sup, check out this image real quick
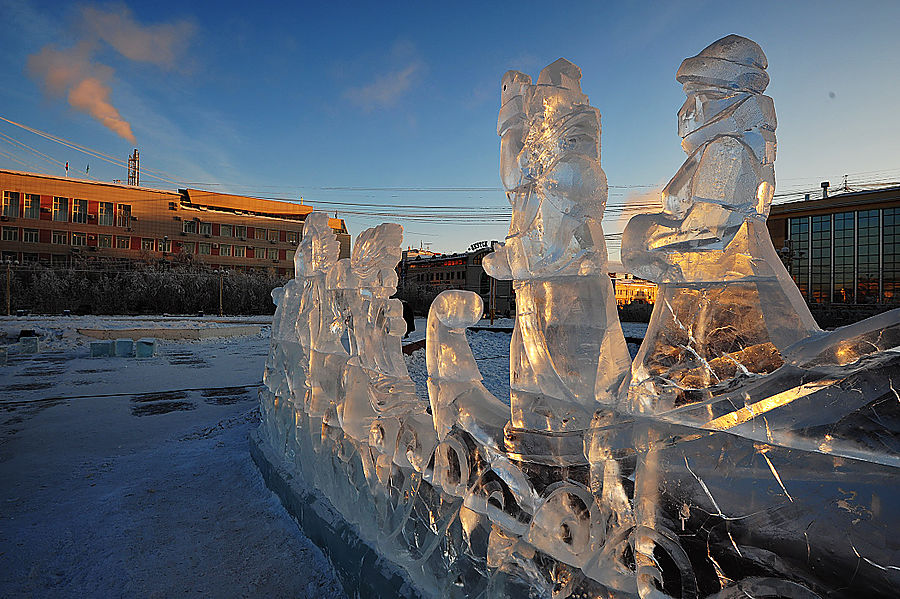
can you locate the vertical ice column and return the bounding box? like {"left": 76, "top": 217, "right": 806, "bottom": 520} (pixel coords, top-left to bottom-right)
{"left": 337, "top": 223, "right": 423, "bottom": 443}
{"left": 621, "top": 35, "right": 820, "bottom": 415}
{"left": 296, "top": 213, "right": 346, "bottom": 419}
{"left": 483, "top": 58, "right": 631, "bottom": 433}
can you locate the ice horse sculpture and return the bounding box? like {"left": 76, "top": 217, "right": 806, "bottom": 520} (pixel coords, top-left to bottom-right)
{"left": 256, "top": 39, "right": 900, "bottom": 599}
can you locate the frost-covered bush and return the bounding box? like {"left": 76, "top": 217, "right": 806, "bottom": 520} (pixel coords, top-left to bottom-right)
{"left": 7, "top": 263, "right": 285, "bottom": 315}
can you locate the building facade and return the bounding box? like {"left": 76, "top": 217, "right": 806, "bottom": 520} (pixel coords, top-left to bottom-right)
{"left": 767, "top": 184, "right": 900, "bottom": 306}
{"left": 611, "top": 273, "right": 658, "bottom": 306}
{"left": 0, "top": 169, "right": 350, "bottom": 275}
{"left": 399, "top": 245, "right": 515, "bottom": 316}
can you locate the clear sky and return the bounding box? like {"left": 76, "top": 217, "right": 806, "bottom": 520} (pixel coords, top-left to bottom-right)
{"left": 1, "top": 0, "right": 899, "bottom": 257}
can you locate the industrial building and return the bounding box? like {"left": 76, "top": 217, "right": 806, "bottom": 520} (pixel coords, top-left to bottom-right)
{"left": 0, "top": 169, "right": 350, "bottom": 275}
{"left": 767, "top": 183, "right": 900, "bottom": 307}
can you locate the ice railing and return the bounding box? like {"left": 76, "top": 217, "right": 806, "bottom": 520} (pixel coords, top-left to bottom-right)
{"left": 260, "top": 36, "right": 900, "bottom": 599}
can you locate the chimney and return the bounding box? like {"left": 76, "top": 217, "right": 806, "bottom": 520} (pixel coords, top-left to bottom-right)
{"left": 821, "top": 181, "right": 830, "bottom": 199}
{"left": 804, "top": 193, "right": 810, "bottom": 201}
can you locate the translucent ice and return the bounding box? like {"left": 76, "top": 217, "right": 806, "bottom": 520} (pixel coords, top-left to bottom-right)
{"left": 485, "top": 58, "right": 630, "bottom": 432}
{"left": 621, "top": 35, "right": 821, "bottom": 413}
{"left": 257, "top": 38, "right": 900, "bottom": 599}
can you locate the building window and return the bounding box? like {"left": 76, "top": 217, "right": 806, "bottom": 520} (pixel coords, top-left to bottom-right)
{"left": 142, "top": 238, "right": 155, "bottom": 251}
{"left": 158, "top": 238, "right": 171, "bottom": 253}
{"left": 198, "top": 243, "right": 211, "bottom": 255}
{"left": 257, "top": 247, "right": 266, "bottom": 259}
{"left": 23, "top": 228, "right": 38, "bottom": 243}
{"left": 2, "top": 191, "right": 20, "bottom": 218}
{"left": 98, "top": 202, "right": 114, "bottom": 226}
{"left": 233, "top": 245, "right": 246, "bottom": 258}
{"left": 52, "top": 197, "right": 69, "bottom": 222}
{"left": 255, "top": 228, "right": 266, "bottom": 240}
{"left": 831, "top": 212, "right": 854, "bottom": 304}
{"left": 788, "top": 217, "right": 809, "bottom": 298}
{"left": 219, "top": 244, "right": 232, "bottom": 256}
{"left": 71, "top": 232, "right": 86, "bottom": 246}
{"left": 115, "top": 236, "right": 130, "bottom": 249}
{"left": 52, "top": 230, "right": 67, "bottom": 244}
{"left": 234, "top": 225, "right": 246, "bottom": 239}
{"left": 183, "top": 220, "right": 196, "bottom": 234}
{"left": 98, "top": 234, "right": 112, "bottom": 248}
{"left": 22, "top": 252, "right": 38, "bottom": 263}
{"left": 286, "top": 230, "right": 299, "bottom": 244}
{"left": 884, "top": 207, "right": 899, "bottom": 305}
{"left": 181, "top": 242, "right": 194, "bottom": 255}
{"left": 285, "top": 249, "right": 294, "bottom": 263}
{"left": 116, "top": 204, "right": 131, "bottom": 227}
{"left": 268, "top": 229, "right": 278, "bottom": 241}
{"left": 72, "top": 199, "right": 88, "bottom": 224}
{"left": 2, "top": 226, "right": 18, "bottom": 241}
{"left": 24, "top": 194, "right": 39, "bottom": 219}
{"left": 809, "top": 215, "right": 831, "bottom": 304}
{"left": 267, "top": 248, "right": 278, "bottom": 260}
{"left": 220, "top": 224, "right": 232, "bottom": 237}
{"left": 857, "top": 209, "right": 879, "bottom": 304}
{"left": 199, "top": 222, "right": 212, "bottom": 235}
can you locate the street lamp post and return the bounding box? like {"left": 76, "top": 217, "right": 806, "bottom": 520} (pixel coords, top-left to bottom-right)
{"left": 5, "top": 258, "right": 19, "bottom": 316}
{"left": 217, "top": 269, "right": 224, "bottom": 316}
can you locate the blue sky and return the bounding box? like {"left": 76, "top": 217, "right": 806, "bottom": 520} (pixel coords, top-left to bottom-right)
{"left": 1, "top": 0, "right": 899, "bottom": 256}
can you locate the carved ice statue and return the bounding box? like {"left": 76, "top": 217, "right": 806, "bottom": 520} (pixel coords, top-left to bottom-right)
{"left": 255, "top": 37, "right": 900, "bottom": 599}
{"left": 622, "top": 35, "right": 821, "bottom": 412}
{"left": 333, "top": 223, "right": 423, "bottom": 443}
{"left": 484, "top": 58, "right": 630, "bottom": 432}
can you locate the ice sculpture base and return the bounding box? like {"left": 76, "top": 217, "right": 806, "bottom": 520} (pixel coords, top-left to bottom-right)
{"left": 249, "top": 408, "right": 423, "bottom": 599}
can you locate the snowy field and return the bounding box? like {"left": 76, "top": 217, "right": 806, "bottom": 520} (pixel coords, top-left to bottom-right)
{"left": 0, "top": 315, "right": 646, "bottom": 597}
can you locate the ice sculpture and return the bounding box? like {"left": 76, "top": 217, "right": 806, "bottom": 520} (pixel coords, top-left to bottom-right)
{"left": 256, "top": 38, "right": 900, "bottom": 599}
{"left": 484, "top": 58, "right": 630, "bottom": 432}
{"left": 621, "top": 34, "right": 821, "bottom": 413}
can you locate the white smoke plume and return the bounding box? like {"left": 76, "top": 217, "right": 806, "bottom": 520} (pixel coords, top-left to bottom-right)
{"left": 25, "top": 5, "right": 194, "bottom": 143}
{"left": 27, "top": 43, "right": 136, "bottom": 143}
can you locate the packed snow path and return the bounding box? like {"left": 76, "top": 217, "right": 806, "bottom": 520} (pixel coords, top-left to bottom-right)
{"left": 0, "top": 319, "right": 345, "bottom": 599}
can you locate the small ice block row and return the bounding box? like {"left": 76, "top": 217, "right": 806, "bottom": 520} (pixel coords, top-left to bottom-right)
{"left": 136, "top": 338, "right": 156, "bottom": 358}
{"left": 114, "top": 338, "right": 135, "bottom": 357}
{"left": 18, "top": 336, "right": 38, "bottom": 354}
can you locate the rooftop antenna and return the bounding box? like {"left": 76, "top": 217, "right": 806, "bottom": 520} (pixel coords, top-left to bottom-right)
{"left": 127, "top": 149, "right": 139, "bottom": 186}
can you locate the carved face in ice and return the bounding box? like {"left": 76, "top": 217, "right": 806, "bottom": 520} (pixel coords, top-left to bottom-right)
{"left": 677, "top": 85, "right": 748, "bottom": 138}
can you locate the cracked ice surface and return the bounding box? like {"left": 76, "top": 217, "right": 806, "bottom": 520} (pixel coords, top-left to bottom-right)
{"left": 259, "top": 37, "right": 900, "bottom": 599}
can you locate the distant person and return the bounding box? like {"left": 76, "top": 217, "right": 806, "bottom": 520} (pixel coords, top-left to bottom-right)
{"left": 401, "top": 299, "right": 415, "bottom": 339}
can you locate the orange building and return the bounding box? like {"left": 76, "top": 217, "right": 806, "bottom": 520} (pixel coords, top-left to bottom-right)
{"left": 0, "top": 169, "right": 350, "bottom": 275}
{"left": 611, "top": 274, "right": 658, "bottom": 306}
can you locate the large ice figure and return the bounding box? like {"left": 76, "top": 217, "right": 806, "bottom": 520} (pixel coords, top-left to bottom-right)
{"left": 622, "top": 35, "right": 822, "bottom": 413}
{"left": 484, "top": 58, "right": 630, "bottom": 432}
{"left": 617, "top": 34, "right": 900, "bottom": 599}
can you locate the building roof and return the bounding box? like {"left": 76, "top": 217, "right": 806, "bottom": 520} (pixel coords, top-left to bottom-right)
{"left": 770, "top": 185, "right": 900, "bottom": 216}
{"left": 0, "top": 167, "right": 180, "bottom": 197}
{"left": 0, "top": 168, "right": 347, "bottom": 233}
{"left": 181, "top": 188, "right": 312, "bottom": 219}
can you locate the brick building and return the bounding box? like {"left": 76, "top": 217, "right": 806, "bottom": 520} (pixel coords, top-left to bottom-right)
{"left": 0, "top": 169, "right": 350, "bottom": 275}
{"left": 399, "top": 244, "right": 515, "bottom": 316}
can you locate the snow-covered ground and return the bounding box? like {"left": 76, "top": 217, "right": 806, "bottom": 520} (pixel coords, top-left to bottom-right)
{"left": 0, "top": 314, "right": 646, "bottom": 597}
